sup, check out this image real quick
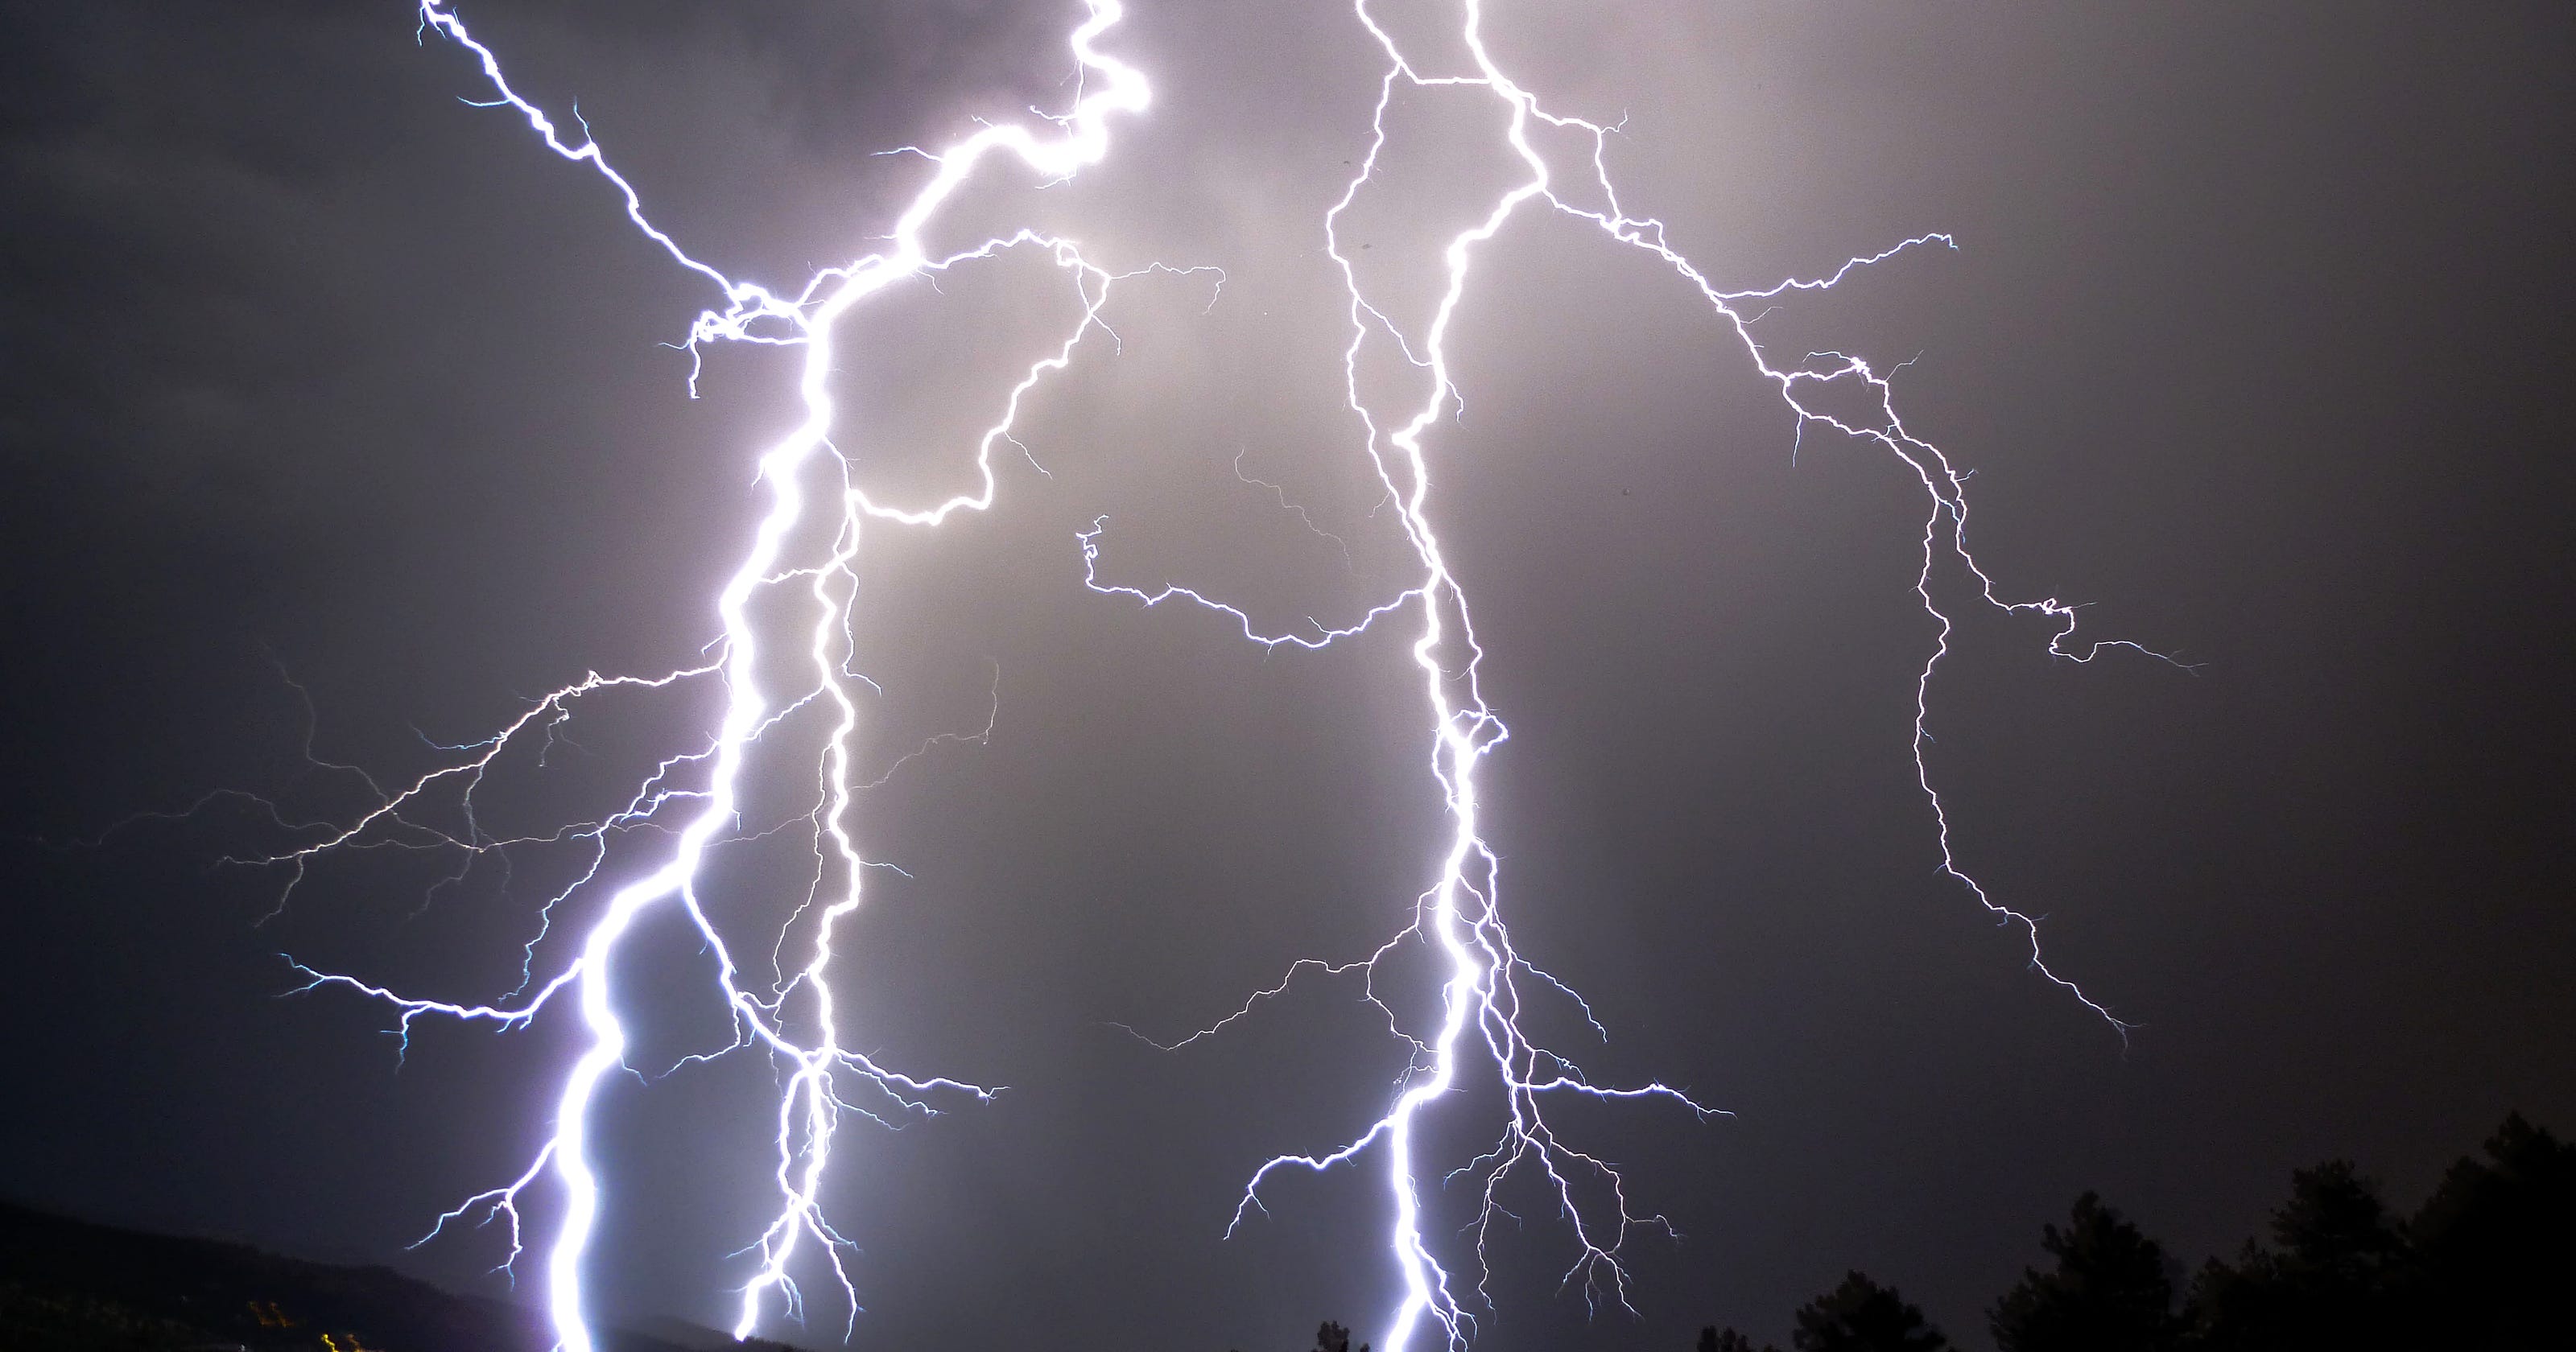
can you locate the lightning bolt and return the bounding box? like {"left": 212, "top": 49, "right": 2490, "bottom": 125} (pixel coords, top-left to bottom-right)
{"left": 233, "top": 2, "right": 1190, "bottom": 1349}
{"left": 1086, "top": 3, "right": 2174, "bottom": 1350}
{"left": 130, "top": 2, "right": 2175, "bottom": 1350}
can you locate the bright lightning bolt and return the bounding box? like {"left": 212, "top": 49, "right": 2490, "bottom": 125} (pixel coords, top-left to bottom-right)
{"left": 130, "top": 2, "right": 2177, "bottom": 1350}
{"left": 237, "top": 2, "right": 1187, "bottom": 1350}
{"left": 1086, "top": 3, "right": 2174, "bottom": 1351}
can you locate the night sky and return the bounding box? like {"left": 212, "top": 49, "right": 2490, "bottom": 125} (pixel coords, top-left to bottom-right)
{"left": 4, "top": 2, "right": 2571, "bottom": 1350}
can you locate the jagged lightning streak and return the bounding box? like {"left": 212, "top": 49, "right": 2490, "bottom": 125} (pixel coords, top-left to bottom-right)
{"left": 122, "top": 1, "right": 2169, "bottom": 1347}
{"left": 243, "top": 3, "right": 1170, "bottom": 1350}
{"left": 1088, "top": 2, "right": 2171, "bottom": 1350}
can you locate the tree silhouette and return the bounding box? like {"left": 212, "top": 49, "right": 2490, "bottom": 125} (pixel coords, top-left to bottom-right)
{"left": 1312, "top": 1319, "right": 1365, "bottom": 1352}
{"left": 1988, "top": 1192, "right": 2181, "bottom": 1352}
{"left": 2186, "top": 1160, "right": 2421, "bottom": 1351}
{"left": 1685, "top": 1115, "right": 2568, "bottom": 1352}
{"left": 2409, "top": 1112, "right": 2576, "bottom": 1350}
{"left": 1790, "top": 1272, "right": 1949, "bottom": 1352}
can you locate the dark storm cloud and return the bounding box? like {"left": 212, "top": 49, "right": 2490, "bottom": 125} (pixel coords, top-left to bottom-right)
{"left": 4, "top": 4, "right": 2570, "bottom": 1352}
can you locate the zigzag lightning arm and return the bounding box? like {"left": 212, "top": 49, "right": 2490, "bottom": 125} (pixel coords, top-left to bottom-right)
{"left": 180, "top": 2, "right": 2174, "bottom": 1347}
{"left": 1089, "top": 4, "right": 2169, "bottom": 1350}
{"left": 255, "top": 6, "right": 1154, "bottom": 1349}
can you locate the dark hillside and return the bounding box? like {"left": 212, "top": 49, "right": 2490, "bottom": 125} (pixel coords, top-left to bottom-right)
{"left": 0, "top": 1202, "right": 803, "bottom": 1352}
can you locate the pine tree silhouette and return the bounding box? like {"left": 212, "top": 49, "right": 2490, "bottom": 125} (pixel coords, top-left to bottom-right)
{"left": 2410, "top": 1112, "right": 2575, "bottom": 1351}
{"left": 1790, "top": 1272, "right": 1949, "bottom": 1352}
{"left": 1988, "top": 1192, "right": 2181, "bottom": 1352}
{"left": 2186, "top": 1160, "right": 2421, "bottom": 1351}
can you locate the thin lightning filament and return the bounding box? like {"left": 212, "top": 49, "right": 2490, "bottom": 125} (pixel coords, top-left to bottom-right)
{"left": 199, "top": 4, "right": 2169, "bottom": 1351}
{"left": 1086, "top": 5, "right": 2169, "bottom": 1350}
{"left": 267, "top": 4, "right": 1165, "bottom": 1349}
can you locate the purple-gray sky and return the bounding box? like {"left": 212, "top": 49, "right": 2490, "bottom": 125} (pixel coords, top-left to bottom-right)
{"left": 3, "top": 2, "right": 2570, "bottom": 1350}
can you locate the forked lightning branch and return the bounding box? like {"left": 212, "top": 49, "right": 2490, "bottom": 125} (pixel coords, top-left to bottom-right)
{"left": 234, "top": 4, "right": 2168, "bottom": 1351}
